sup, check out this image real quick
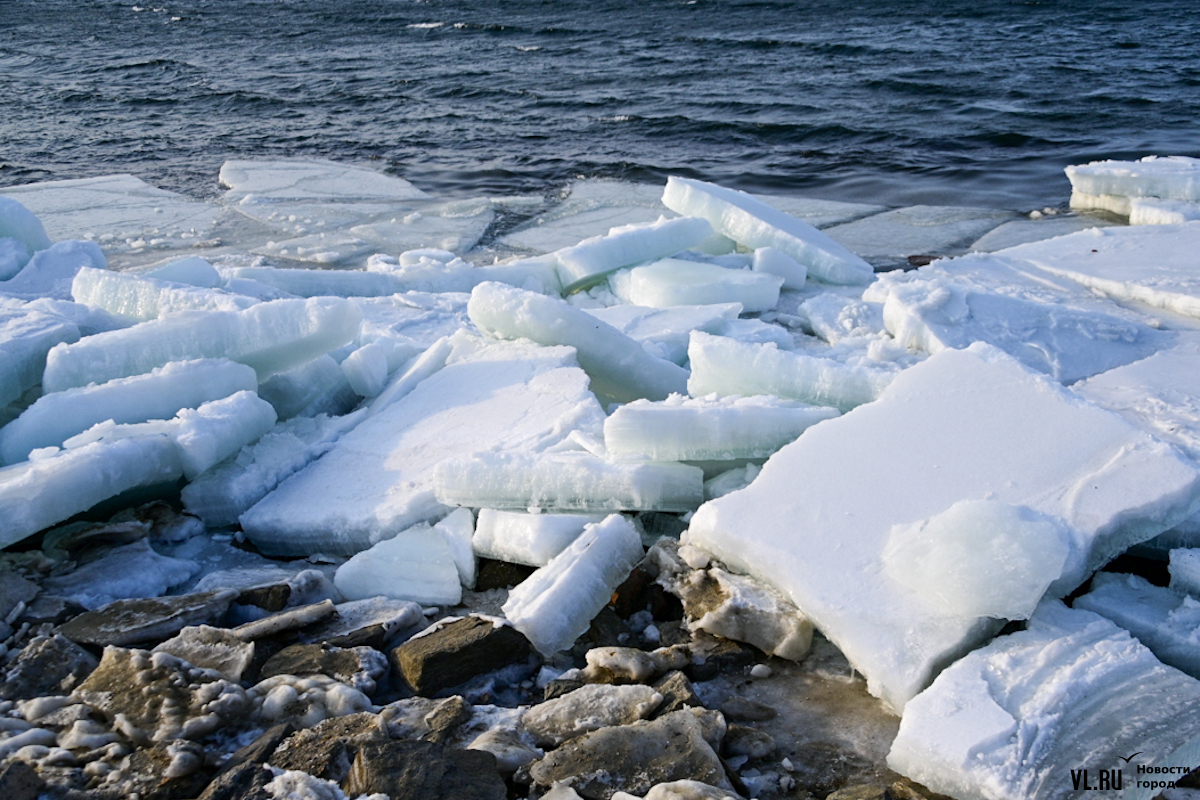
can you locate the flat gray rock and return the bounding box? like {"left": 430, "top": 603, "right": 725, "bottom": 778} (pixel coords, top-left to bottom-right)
{"left": 57, "top": 589, "right": 238, "bottom": 647}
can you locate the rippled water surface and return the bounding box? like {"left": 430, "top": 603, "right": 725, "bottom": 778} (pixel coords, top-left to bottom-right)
{"left": 2, "top": 0, "right": 1198, "bottom": 208}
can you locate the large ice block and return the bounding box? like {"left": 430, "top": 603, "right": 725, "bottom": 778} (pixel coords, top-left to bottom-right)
{"left": 582, "top": 302, "right": 742, "bottom": 365}
{"left": 686, "top": 331, "right": 897, "bottom": 412}
{"left": 170, "top": 391, "right": 278, "bottom": 480}
{"left": 553, "top": 215, "right": 715, "bottom": 293}
{"left": 0, "top": 301, "right": 81, "bottom": 407}
{"left": 661, "top": 177, "right": 873, "bottom": 285}
{"left": 468, "top": 282, "right": 689, "bottom": 403}
{"left": 685, "top": 343, "right": 1200, "bottom": 711}
{"left": 71, "top": 267, "right": 255, "bottom": 320}
{"left": 1066, "top": 156, "right": 1200, "bottom": 203}
{"left": 1075, "top": 571, "right": 1200, "bottom": 679}
{"left": 333, "top": 521, "right": 463, "bottom": 606}
{"left": 239, "top": 337, "right": 607, "bottom": 556}
{"left": 604, "top": 394, "right": 838, "bottom": 461}
{"left": 0, "top": 196, "right": 52, "bottom": 253}
{"left": 42, "top": 297, "right": 362, "bottom": 392}
{"left": 1, "top": 240, "right": 106, "bottom": 300}
{"left": 610, "top": 258, "right": 783, "bottom": 313}
{"left": 434, "top": 451, "right": 705, "bottom": 513}
{"left": 502, "top": 514, "right": 645, "bottom": 655}
{"left": 0, "top": 435, "right": 183, "bottom": 548}
{"left": 472, "top": 510, "right": 605, "bottom": 567}
{"left": 0, "top": 359, "right": 258, "bottom": 464}
{"left": 888, "top": 601, "right": 1200, "bottom": 800}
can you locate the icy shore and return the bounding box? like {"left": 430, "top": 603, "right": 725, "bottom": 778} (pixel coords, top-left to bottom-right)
{"left": 3, "top": 157, "right": 1200, "bottom": 800}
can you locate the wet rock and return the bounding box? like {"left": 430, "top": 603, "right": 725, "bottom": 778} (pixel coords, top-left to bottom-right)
{"left": 652, "top": 670, "right": 702, "bottom": 715}
{"left": 342, "top": 740, "right": 507, "bottom": 800}
{"left": 543, "top": 677, "right": 587, "bottom": 701}
{"left": 584, "top": 644, "right": 690, "bottom": 683}
{"left": 153, "top": 625, "right": 256, "bottom": 682}
{"left": 217, "top": 722, "right": 294, "bottom": 774}
{"left": 721, "top": 724, "right": 775, "bottom": 759}
{"left": 825, "top": 785, "right": 890, "bottom": 800}
{"left": 717, "top": 697, "right": 776, "bottom": 723}
{"left": 611, "top": 567, "right": 655, "bottom": 617}
{"left": 259, "top": 643, "right": 388, "bottom": 695}
{"left": 586, "top": 606, "right": 633, "bottom": 648}
{"left": 687, "top": 633, "right": 756, "bottom": 681}
{"left": 634, "top": 780, "right": 743, "bottom": 800}
{"left": 0, "top": 572, "right": 39, "bottom": 627}
{"left": 380, "top": 695, "right": 472, "bottom": 744}
{"left": 0, "top": 761, "right": 44, "bottom": 800}
{"left": 56, "top": 589, "right": 238, "bottom": 647}
{"left": 110, "top": 740, "right": 211, "bottom": 800}
{"left": 196, "top": 762, "right": 274, "bottom": 800}
{"left": 17, "top": 593, "right": 86, "bottom": 627}
{"left": 41, "top": 519, "right": 151, "bottom": 562}
{"left": 231, "top": 599, "right": 335, "bottom": 641}
{"left": 267, "top": 711, "right": 384, "bottom": 782}
{"left": 300, "top": 597, "right": 424, "bottom": 649}
{"left": 390, "top": 615, "right": 533, "bottom": 696}
{"left": 474, "top": 559, "right": 536, "bottom": 591}
{"left": 529, "top": 709, "right": 733, "bottom": 800}
{"left": 656, "top": 620, "right": 693, "bottom": 648}
{"left": 523, "top": 684, "right": 663, "bottom": 747}
{"left": 466, "top": 727, "right": 542, "bottom": 774}
{"left": 73, "top": 647, "right": 250, "bottom": 744}
{"left": 787, "top": 742, "right": 877, "bottom": 798}
{"left": 0, "top": 634, "right": 98, "bottom": 701}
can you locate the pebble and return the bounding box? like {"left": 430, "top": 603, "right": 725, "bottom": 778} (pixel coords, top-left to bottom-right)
{"left": 750, "top": 664, "right": 772, "bottom": 679}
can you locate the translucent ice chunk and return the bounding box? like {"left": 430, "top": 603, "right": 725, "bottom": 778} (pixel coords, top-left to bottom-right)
{"left": 257, "top": 355, "right": 360, "bottom": 421}
{"left": 604, "top": 394, "right": 838, "bottom": 462}
{"left": 434, "top": 451, "right": 704, "bottom": 513}
{"left": 0, "top": 359, "right": 258, "bottom": 464}
{"left": 1171, "top": 548, "right": 1200, "bottom": 597}
{"left": 219, "top": 158, "right": 428, "bottom": 202}
{"left": 473, "top": 510, "right": 606, "bottom": 567}
{"left": 437, "top": 507, "right": 477, "bottom": 591}
{"left": 752, "top": 246, "right": 806, "bottom": 289}
{"left": 43, "top": 297, "right": 362, "bottom": 392}
{"left": 553, "top": 215, "right": 715, "bottom": 293}
{"left": 71, "top": 267, "right": 255, "bottom": 321}
{"left": 468, "top": 282, "right": 689, "bottom": 403}
{"left": 1130, "top": 197, "right": 1200, "bottom": 225}
{"left": 333, "top": 521, "right": 462, "bottom": 606}
{"left": 821, "top": 205, "right": 1014, "bottom": 261}
{"left": 340, "top": 338, "right": 420, "bottom": 398}
{"left": 687, "top": 331, "right": 897, "bottom": 412}
{"left": 1065, "top": 155, "right": 1200, "bottom": 202}
{"left": 888, "top": 601, "right": 1200, "bottom": 800}
{"left": 0, "top": 302, "right": 81, "bottom": 407}
{"left": 170, "top": 391, "right": 278, "bottom": 480}
{"left": 0, "top": 196, "right": 52, "bottom": 253}
{"left": 685, "top": 344, "right": 1200, "bottom": 712}
{"left": 583, "top": 303, "right": 742, "bottom": 365}
{"left": 610, "top": 258, "right": 783, "bottom": 313}
{"left": 661, "top": 177, "right": 873, "bottom": 285}
{"left": 502, "top": 514, "right": 645, "bottom": 655}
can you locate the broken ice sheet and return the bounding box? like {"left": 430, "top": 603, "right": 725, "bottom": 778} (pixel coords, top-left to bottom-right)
{"left": 552, "top": 215, "right": 716, "bottom": 294}
{"left": 71, "top": 266, "right": 256, "bottom": 321}
{"left": 685, "top": 343, "right": 1200, "bottom": 712}
{"left": 887, "top": 600, "right": 1200, "bottom": 800}
{"left": 0, "top": 299, "right": 81, "bottom": 407}
{"left": 609, "top": 258, "right": 784, "bottom": 313}
{"left": 1065, "top": 155, "right": 1200, "bottom": 203}
{"left": 333, "top": 520, "right": 464, "bottom": 606}
{"left": 821, "top": 204, "right": 1016, "bottom": 262}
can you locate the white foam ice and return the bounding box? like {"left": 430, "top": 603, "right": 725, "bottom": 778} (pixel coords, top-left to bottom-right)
{"left": 685, "top": 343, "right": 1200, "bottom": 712}
{"left": 42, "top": 296, "right": 362, "bottom": 392}
{"left": 1066, "top": 155, "right": 1200, "bottom": 203}
{"left": 552, "top": 215, "right": 716, "bottom": 294}
{"left": 887, "top": 600, "right": 1200, "bottom": 800}
{"left": 609, "top": 258, "right": 783, "bottom": 313}
{"left": 472, "top": 509, "right": 606, "bottom": 567}
{"left": 582, "top": 302, "right": 742, "bottom": 365}
{"left": 72, "top": 266, "right": 256, "bottom": 321}
{"left": 661, "top": 176, "right": 873, "bottom": 285}
{"left": 502, "top": 513, "right": 645, "bottom": 655}
{"left": 603, "top": 393, "right": 839, "bottom": 462}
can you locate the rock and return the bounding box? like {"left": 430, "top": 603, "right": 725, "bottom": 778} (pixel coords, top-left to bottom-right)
{"left": 584, "top": 644, "right": 690, "bottom": 683}
{"left": 0, "top": 572, "right": 39, "bottom": 624}
{"left": 342, "top": 740, "right": 507, "bottom": 800}
{"left": 111, "top": 740, "right": 211, "bottom": 800}
{"left": 651, "top": 671, "right": 702, "bottom": 716}
{"left": 585, "top": 606, "right": 633, "bottom": 648}
{"left": 825, "top": 785, "right": 889, "bottom": 800}
{"left": 300, "top": 597, "right": 424, "bottom": 649}
{"left": 217, "top": 722, "right": 295, "bottom": 774}
{"left": 529, "top": 709, "right": 733, "bottom": 800}
{"left": 259, "top": 643, "right": 388, "bottom": 696}
{"left": 717, "top": 697, "right": 775, "bottom": 722}
{"left": 543, "top": 677, "right": 587, "bottom": 701}
{"left": 1, "top": 634, "right": 98, "bottom": 701}
{"left": 196, "top": 762, "right": 274, "bottom": 800}
{"left": 380, "top": 695, "right": 472, "bottom": 744}
{"left": 153, "top": 625, "right": 256, "bottom": 682}
{"left": 390, "top": 615, "right": 533, "bottom": 696}
{"left": 522, "top": 684, "right": 664, "bottom": 747}
{"left": 267, "top": 711, "right": 384, "bottom": 782}
{"left": 474, "top": 559, "right": 536, "bottom": 591}
{"left": 231, "top": 599, "right": 335, "bottom": 641}
{"left": 56, "top": 589, "right": 238, "bottom": 647}
{"left": 0, "top": 761, "right": 45, "bottom": 800}
{"left": 17, "top": 593, "right": 86, "bottom": 626}
{"left": 466, "top": 727, "right": 542, "bottom": 773}
{"left": 721, "top": 724, "right": 775, "bottom": 759}
{"left": 73, "top": 647, "right": 250, "bottom": 744}
{"left": 687, "top": 633, "right": 756, "bottom": 681}
{"left": 610, "top": 567, "right": 656, "bottom": 617}
{"left": 640, "top": 780, "right": 742, "bottom": 800}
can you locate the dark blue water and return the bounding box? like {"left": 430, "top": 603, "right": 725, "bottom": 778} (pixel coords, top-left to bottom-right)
{"left": 2, "top": 0, "right": 1198, "bottom": 209}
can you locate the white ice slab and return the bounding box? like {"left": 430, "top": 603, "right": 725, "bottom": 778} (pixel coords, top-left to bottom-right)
{"left": 752, "top": 246, "right": 806, "bottom": 290}
{"left": 888, "top": 601, "right": 1200, "bottom": 800}
{"left": 72, "top": 267, "right": 256, "bottom": 320}
{"left": 661, "top": 177, "right": 873, "bottom": 285}
{"left": 171, "top": 391, "right": 278, "bottom": 480}
{"left": 0, "top": 240, "right": 107, "bottom": 301}
{"left": 42, "top": 296, "right": 362, "bottom": 392}
{"left": 435, "top": 451, "right": 705, "bottom": 513}
{"left": 340, "top": 339, "right": 421, "bottom": 398}
{"left": 472, "top": 509, "right": 606, "bottom": 567}
{"left": 0, "top": 359, "right": 257, "bottom": 464}
{"left": 436, "top": 507, "right": 477, "bottom": 591}
{"left": 822, "top": 205, "right": 1015, "bottom": 261}
{"left": 240, "top": 337, "right": 607, "bottom": 556}
{"left": 0, "top": 301, "right": 81, "bottom": 407}
{"left": 468, "top": 282, "right": 689, "bottom": 403}
{"left": 604, "top": 393, "right": 838, "bottom": 462}
{"left": 1130, "top": 197, "right": 1200, "bottom": 225}
{"left": 333, "top": 521, "right": 463, "bottom": 606}
{"left": 554, "top": 215, "right": 716, "bottom": 293}
{"left": 502, "top": 513, "right": 645, "bottom": 655}
{"left": 582, "top": 303, "right": 742, "bottom": 365}
{"left": 1075, "top": 571, "right": 1200, "bottom": 679}
{"left": 685, "top": 343, "right": 1200, "bottom": 711}
{"left": 1066, "top": 156, "right": 1200, "bottom": 202}
{"left": 1172, "top": 548, "right": 1200, "bottom": 597}
{"left": 610, "top": 258, "right": 783, "bottom": 313}
{"left": 0, "top": 434, "right": 182, "bottom": 548}
{"left": 687, "top": 331, "right": 898, "bottom": 412}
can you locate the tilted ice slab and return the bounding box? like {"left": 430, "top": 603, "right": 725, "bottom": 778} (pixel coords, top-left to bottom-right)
{"left": 333, "top": 519, "right": 464, "bottom": 606}
{"left": 610, "top": 258, "right": 783, "bottom": 313}
{"left": 0, "top": 358, "right": 258, "bottom": 464}
{"left": 168, "top": 391, "right": 279, "bottom": 480}
{"left": 500, "top": 179, "right": 676, "bottom": 254}
{"left": 1065, "top": 156, "right": 1200, "bottom": 203}
{"left": 257, "top": 355, "right": 359, "bottom": 421}
{"left": 1074, "top": 571, "right": 1200, "bottom": 679}
{"left": 687, "top": 331, "right": 898, "bottom": 413}
{"left": 685, "top": 344, "right": 1200, "bottom": 712}
{"left": 553, "top": 215, "right": 716, "bottom": 293}
{"left": 821, "top": 205, "right": 1015, "bottom": 261}
{"left": 604, "top": 394, "right": 839, "bottom": 462}
{"left": 472, "top": 510, "right": 606, "bottom": 567}
{"left": 468, "top": 282, "right": 689, "bottom": 403}
{"left": 42, "top": 296, "right": 362, "bottom": 392}
{"left": 0, "top": 435, "right": 182, "bottom": 549}
{"left": 240, "top": 337, "right": 607, "bottom": 556}
{"left": 181, "top": 409, "right": 366, "bottom": 527}
{"left": 502, "top": 514, "right": 645, "bottom": 656}
{"left": 434, "top": 451, "right": 705, "bottom": 513}
{"left": 582, "top": 303, "right": 742, "bottom": 365}
{"left": 661, "top": 177, "right": 873, "bottom": 285}
{"left": 996, "top": 222, "right": 1200, "bottom": 320}
{"left": 72, "top": 267, "right": 255, "bottom": 321}
{"left": 0, "top": 301, "right": 81, "bottom": 408}
{"left": 888, "top": 601, "right": 1200, "bottom": 800}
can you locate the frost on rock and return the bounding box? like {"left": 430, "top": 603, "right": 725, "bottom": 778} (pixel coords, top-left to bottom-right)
{"left": 887, "top": 601, "right": 1200, "bottom": 800}
{"left": 603, "top": 393, "right": 838, "bottom": 462}
{"left": 685, "top": 344, "right": 1200, "bottom": 712}
{"left": 473, "top": 510, "right": 605, "bottom": 567}
{"left": 661, "top": 176, "right": 873, "bottom": 286}
{"left": 241, "top": 337, "right": 606, "bottom": 556}
{"left": 502, "top": 514, "right": 645, "bottom": 656}
{"left": 152, "top": 625, "right": 257, "bottom": 683}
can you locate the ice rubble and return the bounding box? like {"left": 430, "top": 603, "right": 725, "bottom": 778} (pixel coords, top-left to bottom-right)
{"left": 1067, "top": 156, "right": 1200, "bottom": 220}
{"left": 609, "top": 258, "right": 784, "bottom": 313}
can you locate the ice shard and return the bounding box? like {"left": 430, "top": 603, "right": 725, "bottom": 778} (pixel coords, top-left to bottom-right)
{"left": 610, "top": 258, "right": 783, "bottom": 313}
{"left": 71, "top": 267, "right": 255, "bottom": 320}
{"left": 553, "top": 215, "right": 715, "bottom": 293}
{"left": 472, "top": 509, "right": 605, "bottom": 567}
